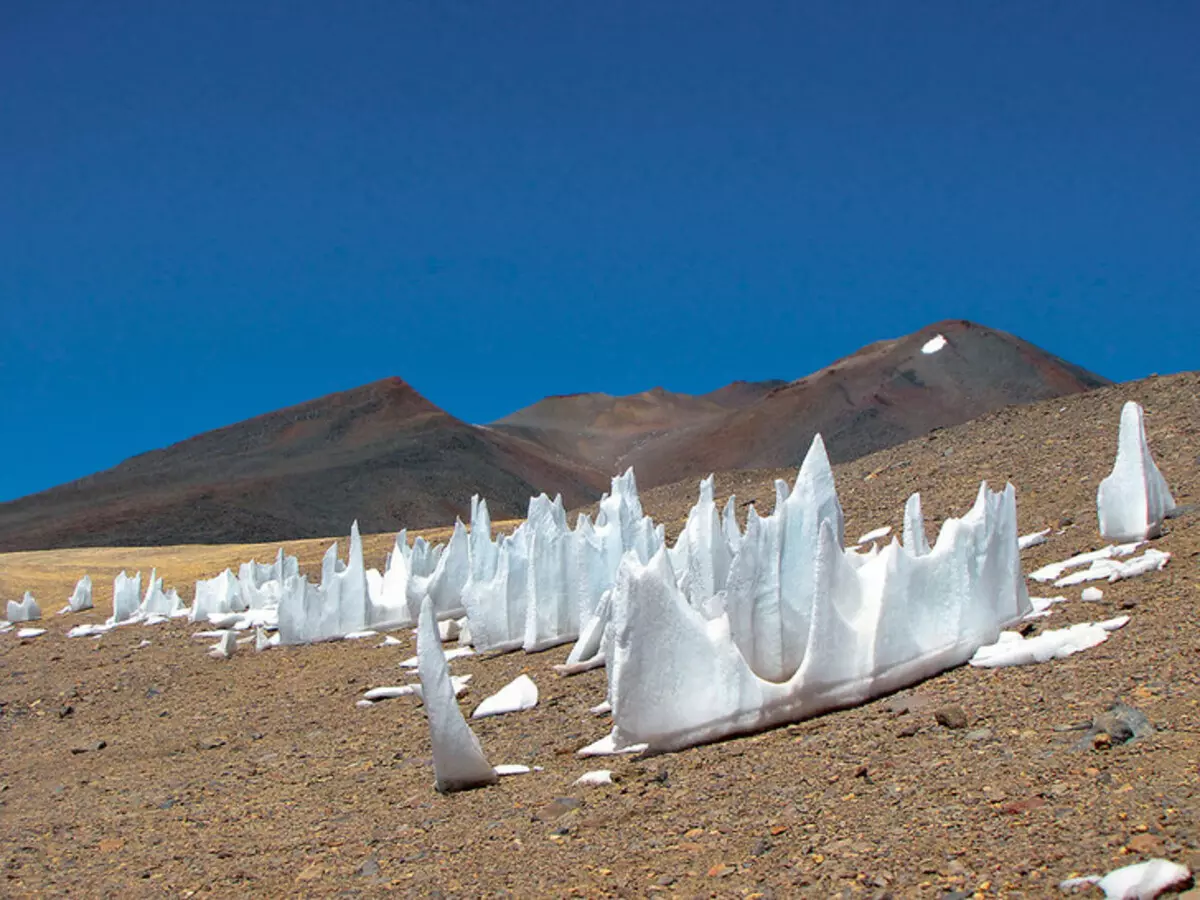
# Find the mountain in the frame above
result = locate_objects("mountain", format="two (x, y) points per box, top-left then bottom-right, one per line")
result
(493, 320), (1109, 487)
(491, 380), (785, 474)
(0, 378), (606, 550)
(0, 320), (1109, 551)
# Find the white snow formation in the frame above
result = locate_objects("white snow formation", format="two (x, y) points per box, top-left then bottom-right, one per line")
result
(1017, 529), (1050, 550)
(415, 595), (498, 793)
(574, 770), (615, 786)
(1060, 858), (1191, 900)
(1028, 543), (1144, 583)
(141, 569), (184, 618)
(856, 525), (892, 545)
(969, 616), (1128, 668)
(1051, 549), (1170, 588)
(921, 333), (947, 354)
(16, 627), (46, 639)
(1081, 586), (1104, 602)
(1097, 401), (1175, 542)
(591, 435), (1030, 754)
(109, 571), (142, 625)
(66, 576), (93, 613)
(471, 674), (539, 719)
(7, 592), (41, 623)
(208, 630), (236, 659)
(493, 764), (532, 777)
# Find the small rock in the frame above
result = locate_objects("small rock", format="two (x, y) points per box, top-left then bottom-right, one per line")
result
(1126, 833), (1164, 855)
(965, 728), (993, 742)
(934, 705), (969, 730)
(534, 797), (581, 821)
(655, 875), (678, 887)
(196, 738), (226, 751)
(896, 721), (921, 738)
(1120, 598), (1139, 610)
(356, 857), (380, 877)
(707, 863), (735, 878)
(752, 838), (772, 856)
(1092, 732), (1113, 751)
(70, 741), (106, 754)
(57, 705), (74, 719)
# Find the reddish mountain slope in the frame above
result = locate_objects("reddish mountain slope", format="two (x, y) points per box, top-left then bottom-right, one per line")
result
(492, 381), (785, 472)
(620, 320), (1109, 485)
(0, 378), (606, 550)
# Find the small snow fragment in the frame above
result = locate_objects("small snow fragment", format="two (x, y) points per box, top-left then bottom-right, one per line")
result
(590, 700), (613, 716)
(437, 618), (461, 642)
(574, 769), (614, 786)
(207, 612), (241, 629)
(16, 627), (46, 638)
(921, 333), (947, 354)
(1018, 529), (1050, 550)
(1024, 596), (1067, 619)
(1059, 858), (1191, 899)
(363, 685), (419, 701)
(137, 639), (152, 648)
(856, 525), (891, 545)
(970, 619), (1126, 668)
(577, 733), (649, 757)
(208, 631), (236, 659)
(1029, 543), (1144, 583)
(355, 700), (375, 709)
(472, 674), (539, 719)
(344, 630), (378, 640)
(67, 623), (113, 638)
(377, 635), (403, 647)
(493, 764), (531, 777)
(254, 627), (271, 652)
(401, 646), (474, 668)
(1081, 587), (1104, 602)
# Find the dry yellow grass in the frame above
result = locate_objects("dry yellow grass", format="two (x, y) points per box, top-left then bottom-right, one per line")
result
(0, 520), (522, 619)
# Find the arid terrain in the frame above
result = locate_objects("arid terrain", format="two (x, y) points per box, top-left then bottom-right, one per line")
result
(1, 372), (1197, 898)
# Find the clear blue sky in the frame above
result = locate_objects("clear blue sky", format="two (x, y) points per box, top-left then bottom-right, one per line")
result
(2, 1), (1197, 502)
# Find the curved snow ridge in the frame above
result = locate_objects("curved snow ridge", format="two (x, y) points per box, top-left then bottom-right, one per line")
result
(598, 436), (1030, 754)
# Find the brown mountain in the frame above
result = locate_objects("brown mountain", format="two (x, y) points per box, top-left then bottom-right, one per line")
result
(0, 320), (1108, 551)
(494, 320), (1109, 487)
(491, 380), (785, 473)
(0, 378), (606, 550)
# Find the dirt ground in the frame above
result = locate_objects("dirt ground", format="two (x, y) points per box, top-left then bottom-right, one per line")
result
(1, 373), (1198, 898)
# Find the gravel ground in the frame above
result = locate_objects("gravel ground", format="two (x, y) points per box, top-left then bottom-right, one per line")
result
(1, 372), (1198, 898)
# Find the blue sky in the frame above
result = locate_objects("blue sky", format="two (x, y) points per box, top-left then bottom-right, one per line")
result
(1, 1), (1197, 502)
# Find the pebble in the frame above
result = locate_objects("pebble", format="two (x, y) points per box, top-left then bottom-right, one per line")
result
(934, 705), (969, 729)
(70, 740), (106, 754)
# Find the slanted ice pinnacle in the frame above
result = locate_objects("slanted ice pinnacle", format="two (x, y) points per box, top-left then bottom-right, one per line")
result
(1097, 402), (1174, 541)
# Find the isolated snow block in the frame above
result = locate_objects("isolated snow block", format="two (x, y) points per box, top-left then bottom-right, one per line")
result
(604, 475), (1029, 754)
(471, 674), (539, 718)
(416, 595), (498, 793)
(1097, 401), (1175, 541)
(68, 575), (93, 613)
(110, 571), (142, 625)
(7, 591), (41, 623)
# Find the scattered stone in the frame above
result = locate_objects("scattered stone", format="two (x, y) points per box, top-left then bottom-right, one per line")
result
(965, 728), (994, 742)
(534, 797), (581, 821)
(1126, 833), (1165, 855)
(57, 705), (74, 719)
(70, 741), (106, 754)
(1081, 702), (1155, 750)
(356, 856), (380, 877)
(897, 721), (921, 738)
(1120, 598), (1139, 610)
(934, 705), (969, 730)
(752, 838), (772, 856)
(196, 738), (227, 751)
(707, 863), (735, 878)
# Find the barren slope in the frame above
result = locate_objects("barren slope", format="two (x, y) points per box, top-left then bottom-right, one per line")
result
(492, 381), (784, 472)
(622, 319), (1110, 486)
(1, 372), (1197, 898)
(0, 378), (604, 551)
